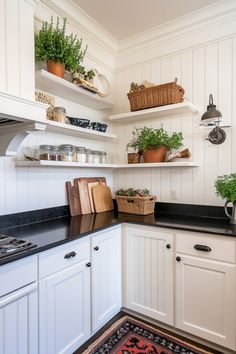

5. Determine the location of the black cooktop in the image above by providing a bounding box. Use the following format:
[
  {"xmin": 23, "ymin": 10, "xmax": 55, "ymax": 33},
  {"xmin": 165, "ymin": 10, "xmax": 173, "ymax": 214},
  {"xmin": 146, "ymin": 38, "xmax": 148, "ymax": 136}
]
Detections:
[{"xmin": 0, "ymin": 234, "xmax": 37, "ymax": 260}]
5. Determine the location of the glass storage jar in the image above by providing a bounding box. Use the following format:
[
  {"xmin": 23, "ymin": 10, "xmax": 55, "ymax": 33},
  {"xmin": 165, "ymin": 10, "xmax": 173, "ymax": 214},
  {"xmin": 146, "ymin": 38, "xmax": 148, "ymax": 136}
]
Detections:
[
  {"xmin": 75, "ymin": 147, "xmax": 86, "ymax": 163},
  {"xmin": 93, "ymin": 151, "xmax": 100, "ymax": 164},
  {"xmin": 100, "ymin": 151, "xmax": 107, "ymax": 163},
  {"xmin": 51, "ymin": 145, "xmax": 61, "ymax": 161},
  {"xmin": 59, "ymin": 144, "xmax": 74, "ymax": 162},
  {"xmin": 52, "ymin": 107, "xmax": 67, "ymax": 123},
  {"xmin": 86, "ymin": 149, "xmax": 93, "ymax": 163},
  {"xmin": 39, "ymin": 145, "xmax": 53, "ymax": 160}
]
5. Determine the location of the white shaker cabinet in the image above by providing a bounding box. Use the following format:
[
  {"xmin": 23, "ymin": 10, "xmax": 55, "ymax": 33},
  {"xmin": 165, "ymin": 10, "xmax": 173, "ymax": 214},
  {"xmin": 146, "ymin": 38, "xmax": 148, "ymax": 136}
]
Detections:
[
  {"xmin": 123, "ymin": 224, "xmax": 174, "ymax": 325},
  {"xmin": 91, "ymin": 226, "xmax": 122, "ymax": 333},
  {"xmin": 0, "ymin": 256, "xmax": 38, "ymax": 354},
  {"xmin": 39, "ymin": 238, "xmax": 91, "ymax": 354},
  {"xmin": 175, "ymin": 232, "xmax": 236, "ymax": 350}
]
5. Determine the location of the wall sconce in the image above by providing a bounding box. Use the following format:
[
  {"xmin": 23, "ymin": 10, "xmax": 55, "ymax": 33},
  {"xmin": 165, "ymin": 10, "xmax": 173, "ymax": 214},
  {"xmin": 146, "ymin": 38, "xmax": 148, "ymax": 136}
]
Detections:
[{"xmin": 200, "ymin": 94, "xmax": 226, "ymax": 144}]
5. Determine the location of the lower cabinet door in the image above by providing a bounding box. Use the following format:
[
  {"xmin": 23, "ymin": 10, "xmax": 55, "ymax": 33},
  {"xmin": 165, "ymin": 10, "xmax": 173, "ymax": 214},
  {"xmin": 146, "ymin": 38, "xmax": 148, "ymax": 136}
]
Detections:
[
  {"xmin": 0, "ymin": 283, "xmax": 38, "ymax": 354},
  {"xmin": 124, "ymin": 225, "xmax": 174, "ymax": 325},
  {"xmin": 175, "ymin": 254, "xmax": 236, "ymax": 350},
  {"xmin": 91, "ymin": 227, "xmax": 121, "ymax": 333},
  {"xmin": 39, "ymin": 261, "xmax": 90, "ymax": 354}
]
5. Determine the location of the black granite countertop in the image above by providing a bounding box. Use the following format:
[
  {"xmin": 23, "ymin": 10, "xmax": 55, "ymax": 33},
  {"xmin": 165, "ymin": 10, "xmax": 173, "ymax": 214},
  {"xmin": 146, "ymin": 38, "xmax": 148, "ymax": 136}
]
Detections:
[{"xmin": 1, "ymin": 205, "xmax": 236, "ymax": 266}]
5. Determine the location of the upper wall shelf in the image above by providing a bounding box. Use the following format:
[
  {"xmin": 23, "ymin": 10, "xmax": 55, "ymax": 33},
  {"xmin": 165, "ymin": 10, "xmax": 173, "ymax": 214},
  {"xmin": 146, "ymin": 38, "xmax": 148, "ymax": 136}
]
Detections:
[
  {"xmin": 108, "ymin": 101, "xmax": 198, "ymax": 123},
  {"xmin": 35, "ymin": 70, "xmax": 114, "ymax": 110}
]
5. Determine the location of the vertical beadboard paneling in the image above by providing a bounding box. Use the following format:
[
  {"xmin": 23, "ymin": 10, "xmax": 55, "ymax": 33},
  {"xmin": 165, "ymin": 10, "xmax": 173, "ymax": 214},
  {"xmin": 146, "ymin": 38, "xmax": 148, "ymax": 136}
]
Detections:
[
  {"xmin": 113, "ymin": 35, "xmax": 236, "ymax": 206},
  {"xmin": 204, "ymin": 43, "xmax": 219, "ymax": 204},
  {"xmin": 217, "ymin": 39, "xmax": 232, "ymax": 176},
  {"xmin": 0, "ymin": 0, "xmax": 6, "ymax": 91}
]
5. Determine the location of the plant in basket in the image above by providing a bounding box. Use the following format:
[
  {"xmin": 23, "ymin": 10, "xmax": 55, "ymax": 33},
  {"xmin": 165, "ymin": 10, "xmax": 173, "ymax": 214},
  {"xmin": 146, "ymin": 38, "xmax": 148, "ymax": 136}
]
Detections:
[
  {"xmin": 127, "ymin": 126, "xmax": 183, "ymax": 163},
  {"xmin": 115, "ymin": 188, "xmax": 156, "ymax": 215}
]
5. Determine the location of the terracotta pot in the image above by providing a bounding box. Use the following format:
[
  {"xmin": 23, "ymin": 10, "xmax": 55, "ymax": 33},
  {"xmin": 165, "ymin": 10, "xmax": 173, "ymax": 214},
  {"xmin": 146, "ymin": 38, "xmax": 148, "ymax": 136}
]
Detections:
[
  {"xmin": 47, "ymin": 60, "xmax": 65, "ymax": 78},
  {"xmin": 143, "ymin": 147, "xmax": 168, "ymax": 163}
]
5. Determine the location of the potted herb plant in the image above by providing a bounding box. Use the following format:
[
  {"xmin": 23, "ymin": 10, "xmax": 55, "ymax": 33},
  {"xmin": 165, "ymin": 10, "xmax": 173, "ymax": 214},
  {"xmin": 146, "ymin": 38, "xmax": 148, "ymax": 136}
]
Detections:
[
  {"xmin": 35, "ymin": 17, "xmax": 87, "ymax": 78},
  {"xmin": 127, "ymin": 127, "xmax": 183, "ymax": 163},
  {"xmin": 215, "ymin": 173, "xmax": 236, "ymax": 224}
]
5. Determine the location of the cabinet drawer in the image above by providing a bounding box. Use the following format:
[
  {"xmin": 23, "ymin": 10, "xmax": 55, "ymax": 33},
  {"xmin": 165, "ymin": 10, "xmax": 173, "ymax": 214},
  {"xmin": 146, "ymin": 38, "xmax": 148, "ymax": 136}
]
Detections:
[
  {"xmin": 0, "ymin": 255, "xmax": 37, "ymax": 297},
  {"xmin": 176, "ymin": 232, "xmax": 236, "ymax": 263},
  {"xmin": 39, "ymin": 237, "xmax": 90, "ymax": 279}
]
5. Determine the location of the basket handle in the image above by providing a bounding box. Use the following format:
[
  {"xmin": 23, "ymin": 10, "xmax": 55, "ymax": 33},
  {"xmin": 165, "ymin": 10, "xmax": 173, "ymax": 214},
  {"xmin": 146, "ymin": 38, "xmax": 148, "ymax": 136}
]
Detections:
[{"xmin": 174, "ymin": 78, "xmax": 185, "ymax": 95}]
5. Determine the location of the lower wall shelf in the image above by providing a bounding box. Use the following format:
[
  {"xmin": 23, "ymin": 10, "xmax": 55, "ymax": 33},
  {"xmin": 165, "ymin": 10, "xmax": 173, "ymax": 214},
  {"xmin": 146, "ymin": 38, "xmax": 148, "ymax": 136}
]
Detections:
[{"xmin": 16, "ymin": 160, "xmax": 199, "ymax": 169}]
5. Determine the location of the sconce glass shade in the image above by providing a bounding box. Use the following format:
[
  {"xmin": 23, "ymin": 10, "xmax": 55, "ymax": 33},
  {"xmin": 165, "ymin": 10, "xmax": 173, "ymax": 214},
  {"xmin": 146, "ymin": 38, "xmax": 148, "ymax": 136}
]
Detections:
[{"xmin": 200, "ymin": 94, "xmax": 222, "ymax": 125}]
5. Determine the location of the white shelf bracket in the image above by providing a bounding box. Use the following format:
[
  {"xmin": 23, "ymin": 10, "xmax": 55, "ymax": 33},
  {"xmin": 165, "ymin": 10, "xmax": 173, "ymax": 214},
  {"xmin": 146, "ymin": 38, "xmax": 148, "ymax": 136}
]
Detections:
[{"xmin": 0, "ymin": 122, "xmax": 46, "ymax": 156}]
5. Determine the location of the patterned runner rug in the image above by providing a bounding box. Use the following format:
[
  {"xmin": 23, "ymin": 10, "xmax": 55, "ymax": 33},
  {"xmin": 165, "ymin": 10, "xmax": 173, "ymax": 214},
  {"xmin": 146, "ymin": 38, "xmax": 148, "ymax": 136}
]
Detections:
[{"xmin": 82, "ymin": 316, "xmax": 215, "ymax": 354}]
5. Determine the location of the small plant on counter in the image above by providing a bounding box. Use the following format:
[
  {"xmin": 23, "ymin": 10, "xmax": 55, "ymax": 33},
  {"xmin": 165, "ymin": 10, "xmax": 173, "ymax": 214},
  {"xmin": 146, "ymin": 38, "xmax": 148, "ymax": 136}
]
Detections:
[
  {"xmin": 126, "ymin": 126, "xmax": 183, "ymax": 163},
  {"xmin": 215, "ymin": 173, "xmax": 236, "ymax": 203},
  {"xmin": 35, "ymin": 17, "xmax": 87, "ymax": 78}
]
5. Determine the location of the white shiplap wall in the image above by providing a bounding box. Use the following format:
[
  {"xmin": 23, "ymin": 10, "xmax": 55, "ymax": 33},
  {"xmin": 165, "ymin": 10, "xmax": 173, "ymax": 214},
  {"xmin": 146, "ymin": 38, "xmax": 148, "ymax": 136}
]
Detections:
[{"xmin": 112, "ymin": 36, "xmax": 236, "ymax": 206}]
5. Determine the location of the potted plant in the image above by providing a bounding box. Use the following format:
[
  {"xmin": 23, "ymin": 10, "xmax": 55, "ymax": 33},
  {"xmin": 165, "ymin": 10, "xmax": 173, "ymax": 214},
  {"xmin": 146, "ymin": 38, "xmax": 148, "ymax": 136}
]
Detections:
[
  {"xmin": 35, "ymin": 17, "xmax": 87, "ymax": 78},
  {"xmin": 215, "ymin": 173, "xmax": 236, "ymax": 224},
  {"xmin": 127, "ymin": 126, "xmax": 183, "ymax": 163},
  {"xmin": 84, "ymin": 69, "xmax": 96, "ymax": 83}
]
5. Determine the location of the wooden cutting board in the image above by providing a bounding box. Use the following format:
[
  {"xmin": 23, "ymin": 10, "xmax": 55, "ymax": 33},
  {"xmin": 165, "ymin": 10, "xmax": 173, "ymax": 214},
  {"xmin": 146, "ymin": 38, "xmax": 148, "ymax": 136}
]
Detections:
[
  {"xmin": 74, "ymin": 177, "xmax": 106, "ymax": 214},
  {"xmin": 66, "ymin": 181, "xmax": 81, "ymax": 216},
  {"xmin": 92, "ymin": 184, "xmax": 114, "ymax": 213}
]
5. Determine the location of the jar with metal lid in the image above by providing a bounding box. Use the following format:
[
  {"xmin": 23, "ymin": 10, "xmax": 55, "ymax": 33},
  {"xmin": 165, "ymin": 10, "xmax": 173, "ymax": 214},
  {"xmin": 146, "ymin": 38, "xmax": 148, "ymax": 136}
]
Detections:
[
  {"xmin": 52, "ymin": 107, "xmax": 67, "ymax": 123},
  {"xmin": 100, "ymin": 151, "xmax": 107, "ymax": 164},
  {"xmin": 93, "ymin": 150, "xmax": 100, "ymax": 164},
  {"xmin": 86, "ymin": 149, "xmax": 94, "ymax": 163},
  {"xmin": 51, "ymin": 145, "xmax": 61, "ymax": 161},
  {"xmin": 75, "ymin": 147, "xmax": 86, "ymax": 163},
  {"xmin": 59, "ymin": 144, "xmax": 74, "ymax": 162},
  {"xmin": 39, "ymin": 145, "xmax": 53, "ymax": 160}
]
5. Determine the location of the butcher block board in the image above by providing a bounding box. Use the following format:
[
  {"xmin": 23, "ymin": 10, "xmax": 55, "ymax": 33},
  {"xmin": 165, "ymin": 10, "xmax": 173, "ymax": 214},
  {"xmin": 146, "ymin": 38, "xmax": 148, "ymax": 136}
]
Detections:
[
  {"xmin": 92, "ymin": 184, "xmax": 114, "ymax": 213},
  {"xmin": 66, "ymin": 181, "xmax": 81, "ymax": 216},
  {"xmin": 74, "ymin": 177, "xmax": 106, "ymax": 214}
]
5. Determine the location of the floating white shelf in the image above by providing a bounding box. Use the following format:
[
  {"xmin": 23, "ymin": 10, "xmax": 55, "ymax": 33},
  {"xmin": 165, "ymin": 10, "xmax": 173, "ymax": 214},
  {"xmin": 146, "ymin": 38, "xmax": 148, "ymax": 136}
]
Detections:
[
  {"xmin": 36, "ymin": 69, "xmax": 114, "ymax": 110},
  {"xmin": 16, "ymin": 160, "xmax": 199, "ymax": 169},
  {"xmin": 45, "ymin": 120, "xmax": 117, "ymax": 141},
  {"xmin": 108, "ymin": 101, "xmax": 198, "ymax": 123}
]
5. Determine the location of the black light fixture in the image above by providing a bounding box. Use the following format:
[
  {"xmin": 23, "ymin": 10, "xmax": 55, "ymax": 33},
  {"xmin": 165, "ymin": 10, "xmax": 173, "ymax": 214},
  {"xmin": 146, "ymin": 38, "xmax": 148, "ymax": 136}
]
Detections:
[{"xmin": 200, "ymin": 94, "xmax": 226, "ymax": 145}]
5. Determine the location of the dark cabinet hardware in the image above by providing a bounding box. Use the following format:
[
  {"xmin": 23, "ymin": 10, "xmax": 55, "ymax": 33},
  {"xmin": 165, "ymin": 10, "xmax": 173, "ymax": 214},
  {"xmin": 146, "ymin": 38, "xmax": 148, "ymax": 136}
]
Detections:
[
  {"xmin": 166, "ymin": 244, "xmax": 171, "ymax": 249},
  {"xmin": 176, "ymin": 256, "xmax": 181, "ymax": 262},
  {"xmin": 86, "ymin": 262, "xmax": 91, "ymax": 267},
  {"xmin": 94, "ymin": 246, "xmax": 99, "ymax": 251},
  {"xmin": 194, "ymin": 244, "xmax": 211, "ymax": 252},
  {"xmin": 64, "ymin": 251, "xmax": 77, "ymax": 259}
]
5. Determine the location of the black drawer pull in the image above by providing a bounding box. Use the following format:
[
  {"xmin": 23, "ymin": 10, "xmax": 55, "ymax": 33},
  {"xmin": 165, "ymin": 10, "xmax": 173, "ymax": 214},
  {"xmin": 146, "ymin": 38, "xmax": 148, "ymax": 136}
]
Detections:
[
  {"xmin": 86, "ymin": 262, "xmax": 91, "ymax": 267},
  {"xmin": 194, "ymin": 244, "xmax": 211, "ymax": 252},
  {"xmin": 94, "ymin": 246, "xmax": 99, "ymax": 251},
  {"xmin": 166, "ymin": 244, "xmax": 171, "ymax": 249},
  {"xmin": 64, "ymin": 251, "xmax": 77, "ymax": 259},
  {"xmin": 176, "ymin": 256, "xmax": 181, "ymax": 262}
]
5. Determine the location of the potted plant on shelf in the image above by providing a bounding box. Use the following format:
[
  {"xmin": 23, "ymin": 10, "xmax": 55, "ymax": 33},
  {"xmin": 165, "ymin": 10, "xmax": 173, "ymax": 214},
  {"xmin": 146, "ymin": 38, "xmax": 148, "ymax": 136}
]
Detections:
[
  {"xmin": 215, "ymin": 173, "xmax": 236, "ymax": 224},
  {"xmin": 127, "ymin": 126, "xmax": 183, "ymax": 163},
  {"xmin": 35, "ymin": 17, "xmax": 87, "ymax": 78}
]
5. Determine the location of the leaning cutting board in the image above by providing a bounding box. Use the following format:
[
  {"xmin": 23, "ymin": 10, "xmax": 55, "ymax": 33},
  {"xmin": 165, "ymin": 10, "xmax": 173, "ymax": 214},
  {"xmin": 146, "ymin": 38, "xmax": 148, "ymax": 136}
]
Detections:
[
  {"xmin": 74, "ymin": 177, "xmax": 107, "ymax": 215},
  {"xmin": 66, "ymin": 181, "xmax": 81, "ymax": 216},
  {"xmin": 92, "ymin": 184, "xmax": 114, "ymax": 213}
]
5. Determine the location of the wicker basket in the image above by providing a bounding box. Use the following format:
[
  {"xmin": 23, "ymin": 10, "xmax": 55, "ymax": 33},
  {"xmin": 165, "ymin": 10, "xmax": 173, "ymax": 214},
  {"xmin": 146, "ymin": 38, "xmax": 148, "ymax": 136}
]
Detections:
[
  {"xmin": 127, "ymin": 152, "xmax": 141, "ymax": 164},
  {"xmin": 115, "ymin": 195, "xmax": 156, "ymax": 215},
  {"xmin": 127, "ymin": 79, "xmax": 185, "ymax": 112}
]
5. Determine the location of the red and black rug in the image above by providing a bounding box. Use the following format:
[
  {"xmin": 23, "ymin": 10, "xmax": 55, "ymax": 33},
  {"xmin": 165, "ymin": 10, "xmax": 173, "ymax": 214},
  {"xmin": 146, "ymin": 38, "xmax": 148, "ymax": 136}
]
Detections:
[{"xmin": 82, "ymin": 316, "xmax": 214, "ymax": 354}]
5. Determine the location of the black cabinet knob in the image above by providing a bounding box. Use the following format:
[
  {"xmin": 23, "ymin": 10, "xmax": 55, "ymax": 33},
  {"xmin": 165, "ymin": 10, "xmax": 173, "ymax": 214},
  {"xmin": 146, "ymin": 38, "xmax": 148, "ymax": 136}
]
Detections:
[
  {"xmin": 86, "ymin": 262, "xmax": 91, "ymax": 267},
  {"xmin": 166, "ymin": 244, "xmax": 171, "ymax": 249},
  {"xmin": 94, "ymin": 246, "xmax": 99, "ymax": 251},
  {"xmin": 176, "ymin": 256, "xmax": 181, "ymax": 262},
  {"xmin": 64, "ymin": 251, "xmax": 77, "ymax": 259}
]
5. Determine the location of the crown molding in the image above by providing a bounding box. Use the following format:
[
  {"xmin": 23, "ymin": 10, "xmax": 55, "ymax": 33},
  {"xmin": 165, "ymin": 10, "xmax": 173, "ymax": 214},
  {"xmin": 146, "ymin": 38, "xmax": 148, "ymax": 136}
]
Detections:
[
  {"xmin": 35, "ymin": 0, "xmax": 118, "ymax": 72},
  {"xmin": 116, "ymin": 0, "xmax": 236, "ymax": 69}
]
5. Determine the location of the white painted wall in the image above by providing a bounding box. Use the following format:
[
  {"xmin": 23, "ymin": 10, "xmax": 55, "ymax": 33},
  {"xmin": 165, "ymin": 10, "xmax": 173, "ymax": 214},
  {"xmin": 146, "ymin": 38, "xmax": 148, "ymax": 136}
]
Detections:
[
  {"xmin": 112, "ymin": 5, "xmax": 236, "ymax": 205},
  {"xmin": 1, "ymin": 0, "xmax": 236, "ymax": 215}
]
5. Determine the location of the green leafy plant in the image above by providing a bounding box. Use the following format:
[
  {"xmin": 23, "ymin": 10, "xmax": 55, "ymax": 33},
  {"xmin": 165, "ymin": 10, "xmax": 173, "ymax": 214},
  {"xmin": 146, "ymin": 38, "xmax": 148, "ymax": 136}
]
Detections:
[
  {"xmin": 127, "ymin": 127, "xmax": 183, "ymax": 152},
  {"xmin": 215, "ymin": 173, "xmax": 236, "ymax": 203},
  {"xmin": 115, "ymin": 188, "xmax": 151, "ymax": 197},
  {"xmin": 85, "ymin": 69, "xmax": 96, "ymax": 80},
  {"xmin": 35, "ymin": 17, "xmax": 87, "ymax": 72}
]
